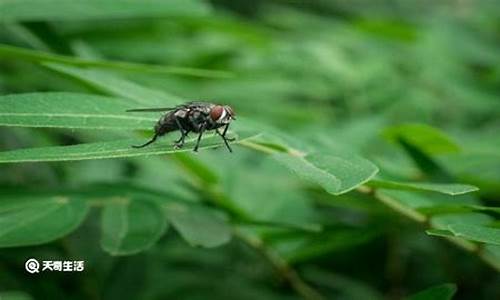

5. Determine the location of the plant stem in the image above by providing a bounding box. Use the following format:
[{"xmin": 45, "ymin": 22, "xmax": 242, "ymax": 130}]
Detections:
[
  {"xmin": 239, "ymin": 139, "xmax": 500, "ymax": 273},
  {"xmin": 171, "ymin": 145, "xmax": 325, "ymax": 299},
  {"xmin": 234, "ymin": 229, "xmax": 325, "ymax": 300},
  {"xmin": 358, "ymin": 187, "xmax": 500, "ymax": 272}
]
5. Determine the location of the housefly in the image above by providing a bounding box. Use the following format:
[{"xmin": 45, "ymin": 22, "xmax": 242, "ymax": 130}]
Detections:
[{"xmin": 127, "ymin": 102, "xmax": 236, "ymax": 152}]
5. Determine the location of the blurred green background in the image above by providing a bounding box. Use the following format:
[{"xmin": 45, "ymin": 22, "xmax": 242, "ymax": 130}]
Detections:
[{"xmin": 1, "ymin": 1, "xmax": 500, "ymax": 299}]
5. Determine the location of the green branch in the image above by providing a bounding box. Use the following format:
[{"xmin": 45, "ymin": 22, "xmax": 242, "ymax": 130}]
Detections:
[{"xmin": 239, "ymin": 140, "xmax": 500, "ymax": 273}]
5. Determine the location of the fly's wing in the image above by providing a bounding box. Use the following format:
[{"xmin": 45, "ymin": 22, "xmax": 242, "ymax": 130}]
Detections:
[
  {"xmin": 126, "ymin": 107, "xmax": 176, "ymax": 112},
  {"xmin": 186, "ymin": 101, "xmax": 214, "ymax": 107},
  {"xmin": 184, "ymin": 101, "xmax": 210, "ymax": 106},
  {"xmin": 126, "ymin": 101, "xmax": 208, "ymax": 112},
  {"xmin": 184, "ymin": 101, "xmax": 214, "ymax": 114},
  {"xmin": 127, "ymin": 102, "xmax": 214, "ymax": 119}
]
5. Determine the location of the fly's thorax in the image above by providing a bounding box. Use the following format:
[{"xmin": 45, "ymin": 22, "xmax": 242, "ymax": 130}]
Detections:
[{"xmin": 173, "ymin": 109, "xmax": 188, "ymax": 119}]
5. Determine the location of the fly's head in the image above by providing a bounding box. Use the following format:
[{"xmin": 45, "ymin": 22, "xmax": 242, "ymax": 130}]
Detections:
[{"xmin": 210, "ymin": 105, "xmax": 235, "ymax": 125}]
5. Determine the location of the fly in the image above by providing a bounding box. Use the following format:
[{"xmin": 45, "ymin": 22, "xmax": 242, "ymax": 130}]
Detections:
[{"xmin": 127, "ymin": 101, "xmax": 236, "ymax": 152}]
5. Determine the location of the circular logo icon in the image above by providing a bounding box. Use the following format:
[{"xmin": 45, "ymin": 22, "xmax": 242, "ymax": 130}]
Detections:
[{"xmin": 25, "ymin": 258, "xmax": 40, "ymax": 274}]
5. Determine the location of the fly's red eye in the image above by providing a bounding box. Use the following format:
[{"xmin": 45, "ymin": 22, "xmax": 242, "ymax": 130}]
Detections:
[{"xmin": 210, "ymin": 105, "xmax": 224, "ymax": 121}]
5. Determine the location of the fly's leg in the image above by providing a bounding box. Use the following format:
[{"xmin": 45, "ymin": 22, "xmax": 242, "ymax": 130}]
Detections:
[
  {"xmin": 174, "ymin": 131, "xmax": 188, "ymax": 149},
  {"xmin": 173, "ymin": 117, "xmax": 188, "ymax": 149},
  {"xmin": 216, "ymin": 124, "xmax": 234, "ymax": 152},
  {"xmin": 174, "ymin": 135, "xmax": 183, "ymax": 144},
  {"xmin": 217, "ymin": 131, "xmax": 233, "ymax": 153},
  {"xmin": 193, "ymin": 123, "xmax": 206, "ymax": 152},
  {"xmin": 173, "ymin": 133, "xmax": 188, "ymax": 149},
  {"xmin": 132, "ymin": 133, "xmax": 159, "ymax": 148},
  {"xmin": 221, "ymin": 124, "xmax": 235, "ymax": 141},
  {"xmin": 174, "ymin": 131, "xmax": 190, "ymax": 144}
]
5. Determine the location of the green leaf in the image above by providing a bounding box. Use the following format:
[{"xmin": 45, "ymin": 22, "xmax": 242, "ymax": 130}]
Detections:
[
  {"xmin": 100, "ymin": 198, "xmax": 168, "ymax": 255},
  {"xmin": 0, "ymin": 291, "xmax": 33, "ymax": 300},
  {"xmin": 431, "ymin": 212, "xmax": 493, "ymax": 229},
  {"xmin": 274, "ymin": 152, "xmax": 379, "ymax": 195},
  {"xmin": 427, "ymin": 212, "xmax": 500, "ymax": 245},
  {"xmin": 0, "ymin": 0, "xmax": 211, "ymax": 22},
  {"xmin": 396, "ymin": 137, "xmax": 453, "ymax": 181},
  {"xmin": 367, "ymin": 179, "xmax": 479, "ymax": 195},
  {"xmin": 0, "ymin": 44, "xmax": 231, "ymax": 78},
  {"xmin": 426, "ymin": 229, "xmax": 455, "ymax": 238},
  {"xmin": 378, "ymin": 189, "xmax": 479, "ymax": 211},
  {"xmin": 444, "ymin": 224, "xmax": 500, "ymax": 246},
  {"xmin": 406, "ymin": 283, "xmax": 457, "ymax": 300},
  {"xmin": 172, "ymin": 152, "xmax": 219, "ymax": 185},
  {"xmin": 438, "ymin": 153, "xmax": 500, "ymax": 197},
  {"xmin": 383, "ymin": 124, "xmax": 460, "ymax": 154},
  {"xmin": 0, "ymin": 92, "xmax": 155, "ymax": 130},
  {"xmin": 418, "ymin": 204, "xmax": 500, "ymax": 215},
  {"xmin": 44, "ymin": 63, "xmax": 183, "ymax": 106},
  {"xmin": 166, "ymin": 204, "xmax": 231, "ymax": 248},
  {"xmin": 0, "ymin": 195, "xmax": 89, "ymax": 247},
  {"xmin": 383, "ymin": 124, "xmax": 456, "ymax": 181},
  {"xmin": 0, "ymin": 131, "xmax": 255, "ymax": 163}
]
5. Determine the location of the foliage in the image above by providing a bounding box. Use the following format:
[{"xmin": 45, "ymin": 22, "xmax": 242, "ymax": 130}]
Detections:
[{"xmin": 1, "ymin": 0, "xmax": 500, "ymax": 299}]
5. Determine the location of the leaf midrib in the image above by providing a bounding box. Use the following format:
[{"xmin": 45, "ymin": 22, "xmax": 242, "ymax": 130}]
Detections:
[{"xmin": 0, "ymin": 112, "xmax": 156, "ymax": 122}]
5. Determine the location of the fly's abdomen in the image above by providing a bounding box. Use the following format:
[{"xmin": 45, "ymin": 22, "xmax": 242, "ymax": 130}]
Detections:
[{"xmin": 154, "ymin": 114, "xmax": 178, "ymax": 136}]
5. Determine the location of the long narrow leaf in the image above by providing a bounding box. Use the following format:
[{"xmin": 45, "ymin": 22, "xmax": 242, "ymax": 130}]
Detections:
[
  {"xmin": 0, "ymin": 92, "xmax": 155, "ymax": 130},
  {"xmin": 0, "ymin": 131, "xmax": 257, "ymax": 163},
  {"xmin": 0, "ymin": 0, "xmax": 211, "ymax": 21},
  {"xmin": 0, "ymin": 44, "xmax": 231, "ymax": 78}
]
